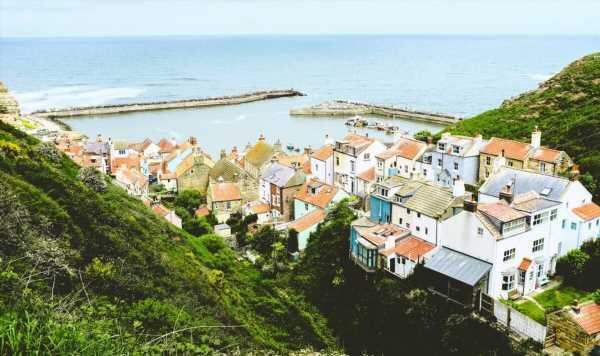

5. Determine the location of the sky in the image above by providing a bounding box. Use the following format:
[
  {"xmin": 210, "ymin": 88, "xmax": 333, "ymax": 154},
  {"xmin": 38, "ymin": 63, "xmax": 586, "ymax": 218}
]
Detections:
[{"xmin": 1, "ymin": 0, "xmax": 600, "ymax": 37}]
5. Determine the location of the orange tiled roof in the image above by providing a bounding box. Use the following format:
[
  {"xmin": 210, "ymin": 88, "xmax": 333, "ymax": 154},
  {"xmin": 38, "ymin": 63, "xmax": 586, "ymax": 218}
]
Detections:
[
  {"xmin": 288, "ymin": 209, "xmax": 326, "ymax": 233},
  {"xmin": 357, "ymin": 167, "xmax": 375, "ymax": 182},
  {"xmin": 295, "ymin": 178, "xmax": 339, "ymax": 209},
  {"xmin": 111, "ymin": 154, "xmax": 140, "ymax": 173},
  {"xmin": 356, "ymin": 223, "xmax": 409, "ymax": 246},
  {"xmin": 377, "ymin": 137, "xmax": 425, "ymax": 161},
  {"xmin": 381, "ymin": 235, "xmax": 435, "ymax": 262},
  {"xmin": 158, "ymin": 138, "xmax": 175, "ymax": 153},
  {"xmin": 152, "ymin": 204, "xmax": 171, "ymax": 217},
  {"xmin": 195, "ymin": 205, "xmax": 210, "ymax": 217},
  {"xmin": 518, "ymin": 258, "xmax": 532, "ymax": 271},
  {"xmin": 572, "ymin": 202, "xmax": 600, "ymax": 221},
  {"xmin": 571, "ymin": 303, "xmax": 600, "ymax": 335},
  {"xmin": 303, "ymin": 160, "xmax": 311, "ymax": 174},
  {"xmin": 531, "ymin": 147, "xmax": 561, "ymax": 163},
  {"xmin": 311, "ymin": 144, "xmax": 334, "ymax": 161},
  {"xmin": 480, "ymin": 137, "xmax": 530, "ymax": 161},
  {"xmin": 210, "ymin": 182, "xmax": 241, "ymax": 202},
  {"xmin": 251, "ymin": 203, "xmax": 271, "ymax": 214}
]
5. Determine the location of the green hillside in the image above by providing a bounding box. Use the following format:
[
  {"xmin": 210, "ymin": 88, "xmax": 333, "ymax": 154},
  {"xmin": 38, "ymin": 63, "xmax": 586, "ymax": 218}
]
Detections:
[
  {"xmin": 0, "ymin": 121, "xmax": 336, "ymax": 354},
  {"xmin": 447, "ymin": 52, "xmax": 600, "ymax": 200}
]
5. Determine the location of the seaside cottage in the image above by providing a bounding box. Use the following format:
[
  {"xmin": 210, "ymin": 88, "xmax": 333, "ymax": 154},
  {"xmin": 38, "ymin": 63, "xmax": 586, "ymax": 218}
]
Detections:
[
  {"xmin": 310, "ymin": 142, "xmax": 335, "ymax": 185},
  {"xmin": 375, "ymin": 136, "xmax": 428, "ymax": 182},
  {"xmin": 240, "ymin": 134, "xmax": 282, "ymax": 179},
  {"xmin": 421, "ymin": 133, "xmax": 487, "ymax": 188},
  {"xmin": 333, "ymin": 133, "xmax": 386, "ymax": 197},
  {"xmin": 243, "ymin": 202, "xmax": 272, "ymax": 224},
  {"xmin": 210, "ymin": 151, "xmax": 258, "ymax": 202},
  {"xmin": 173, "ymin": 146, "xmax": 214, "ymax": 194},
  {"xmin": 288, "ymin": 209, "xmax": 327, "ymax": 251},
  {"xmin": 259, "ymin": 161, "xmax": 306, "ymax": 222},
  {"xmin": 547, "ymin": 302, "xmax": 600, "ymax": 354},
  {"xmin": 478, "ymin": 128, "xmax": 572, "ymax": 182},
  {"xmin": 114, "ymin": 166, "xmax": 149, "ymax": 198},
  {"xmin": 207, "ymin": 180, "xmax": 242, "ymax": 223}
]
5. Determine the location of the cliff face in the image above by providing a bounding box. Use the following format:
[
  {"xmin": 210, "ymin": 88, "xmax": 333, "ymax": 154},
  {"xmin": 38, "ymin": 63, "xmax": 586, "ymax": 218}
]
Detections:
[
  {"xmin": 0, "ymin": 82, "xmax": 20, "ymax": 122},
  {"xmin": 446, "ymin": 52, "xmax": 600, "ymax": 200}
]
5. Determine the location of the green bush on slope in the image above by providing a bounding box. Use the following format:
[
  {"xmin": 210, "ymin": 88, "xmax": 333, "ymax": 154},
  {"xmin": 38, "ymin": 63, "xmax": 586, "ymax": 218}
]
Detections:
[{"xmin": 0, "ymin": 122, "xmax": 336, "ymax": 354}]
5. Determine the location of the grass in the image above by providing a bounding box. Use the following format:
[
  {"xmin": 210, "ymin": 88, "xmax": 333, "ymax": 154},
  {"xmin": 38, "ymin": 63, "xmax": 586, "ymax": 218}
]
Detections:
[{"xmin": 510, "ymin": 300, "xmax": 546, "ymax": 325}]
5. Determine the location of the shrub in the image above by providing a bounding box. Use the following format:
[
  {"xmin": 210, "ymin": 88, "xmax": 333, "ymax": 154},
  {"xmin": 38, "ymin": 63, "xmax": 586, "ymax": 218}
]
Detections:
[
  {"xmin": 556, "ymin": 249, "xmax": 590, "ymax": 287},
  {"xmin": 78, "ymin": 167, "xmax": 107, "ymax": 193}
]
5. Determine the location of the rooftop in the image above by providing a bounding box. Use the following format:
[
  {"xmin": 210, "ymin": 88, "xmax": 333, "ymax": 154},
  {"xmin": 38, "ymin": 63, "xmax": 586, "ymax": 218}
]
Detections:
[
  {"xmin": 288, "ymin": 209, "xmax": 326, "ymax": 233},
  {"xmin": 480, "ymin": 137, "xmax": 531, "ymax": 161},
  {"xmin": 261, "ymin": 162, "xmax": 306, "ymax": 188},
  {"xmin": 570, "ymin": 302, "xmax": 600, "ymax": 335},
  {"xmin": 311, "ymin": 144, "xmax": 334, "ymax": 161},
  {"xmin": 478, "ymin": 202, "xmax": 528, "ymax": 223},
  {"xmin": 381, "ymin": 235, "xmax": 435, "ymax": 262},
  {"xmin": 424, "ymin": 247, "xmax": 492, "ymax": 286},
  {"xmin": 355, "ymin": 223, "xmax": 410, "ymax": 247},
  {"xmin": 357, "ymin": 167, "xmax": 375, "ymax": 182},
  {"xmin": 210, "ymin": 182, "xmax": 242, "ymax": 202},
  {"xmin": 479, "ymin": 166, "xmax": 570, "ymax": 202},
  {"xmin": 245, "ymin": 141, "xmax": 275, "ymax": 167},
  {"xmin": 295, "ymin": 178, "xmax": 340, "ymax": 209},
  {"xmin": 572, "ymin": 202, "xmax": 600, "ymax": 221}
]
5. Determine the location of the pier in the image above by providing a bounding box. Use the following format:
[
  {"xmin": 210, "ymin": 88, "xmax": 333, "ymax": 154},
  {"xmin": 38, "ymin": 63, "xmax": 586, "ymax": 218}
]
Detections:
[
  {"xmin": 290, "ymin": 100, "xmax": 460, "ymax": 125},
  {"xmin": 30, "ymin": 89, "xmax": 305, "ymax": 118}
]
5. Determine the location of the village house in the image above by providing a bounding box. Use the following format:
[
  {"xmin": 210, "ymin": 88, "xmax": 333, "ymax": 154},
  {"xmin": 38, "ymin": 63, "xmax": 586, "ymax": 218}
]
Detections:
[
  {"xmin": 547, "ymin": 301, "xmax": 600, "ymax": 354},
  {"xmin": 349, "ymin": 217, "xmax": 435, "ymax": 278},
  {"xmin": 375, "ymin": 136, "xmax": 428, "ymax": 182},
  {"xmin": 194, "ymin": 205, "xmax": 210, "ymax": 218},
  {"xmin": 209, "ymin": 150, "xmax": 259, "ymax": 202},
  {"xmin": 479, "ymin": 165, "xmax": 597, "ymax": 258},
  {"xmin": 259, "ymin": 161, "xmax": 306, "ymax": 222},
  {"xmin": 478, "ymin": 127, "xmax": 572, "ymax": 182},
  {"xmin": 421, "ymin": 133, "xmax": 487, "ymax": 187},
  {"xmin": 161, "ymin": 138, "xmax": 213, "ymax": 194},
  {"xmin": 310, "ymin": 143, "xmax": 334, "ymax": 185},
  {"xmin": 82, "ymin": 136, "xmax": 110, "ymax": 174},
  {"xmin": 207, "ymin": 179, "xmax": 243, "ymax": 223},
  {"xmin": 333, "ymin": 133, "xmax": 386, "ymax": 197},
  {"xmin": 151, "ymin": 203, "xmax": 182, "ymax": 228},
  {"xmin": 290, "ymin": 178, "xmax": 348, "ymax": 250},
  {"xmin": 243, "ymin": 202, "xmax": 272, "ymax": 224},
  {"xmin": 370, "ymin": 176, "xmax": 464, "ymax": 245},
  {"xmin": 109, "ymin": 139, "xmax": 141, "ymax": 175},
  {"xmin": 114, "ymin": 166, "xmax": 149, "ymax": 198},
  {"xmin": 240, "ymin": 134, "xmax": 281, "ymax": 179}
]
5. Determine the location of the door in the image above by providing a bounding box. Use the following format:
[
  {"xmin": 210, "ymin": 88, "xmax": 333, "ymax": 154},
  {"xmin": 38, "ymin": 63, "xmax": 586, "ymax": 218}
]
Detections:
[{"xmin": 390, "ymin": 258, "xmax": 396, "ymax": 273}]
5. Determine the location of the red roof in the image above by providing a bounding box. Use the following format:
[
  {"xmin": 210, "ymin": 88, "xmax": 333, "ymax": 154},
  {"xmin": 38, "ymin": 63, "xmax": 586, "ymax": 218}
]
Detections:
[
  {"xmin": 572, "ymin": 203, "xmax": 600, "ymax": 221},
  {"xmin": 376, "ymin": 137, "xmax": 425, "ymax": 161},
  {"xmin": 357, "ymin": 167, "xmax": 375, "ymax": 182},
  {"xmin": 311, "ymin": 144, "xmax": 334, "ymax": 161},
  {"xmin": 531, "ymin": 147, "xmax": 561, "ymax": 163},
  {"xmin": 194, "ymin": 205, "xmax": 210, "ymax": 217},
  {"xmin": 518, "ymin": 258, "xmax": 532, "ymax": 271},
  {"xmin": 111, "ymin": 153, "xmax": 140, "ymax": 173},
  {"xmin": 571, "ymin": 303, "xmax": 600, "ymax": 335},
  {"xmin": 288, "ymin": 209, "xmax": 326, "ymax": 233},
  {"xmin": 210, "ymin": 182, "xmax": 241, "ymax": 202},
  {"xmin": 381, "ymin": 236, "xmax": 435, "ymax": 262},
  {"xmin": 480, "ymin": 137, "xmax": 531, "ymax": 161},
  {"xmin": 250, "ymin": 203, "xmax": 270, "ymax": 214},
  {"xmin": 294, "ymin": 178, "xmax": 339, "ymax": 209}
]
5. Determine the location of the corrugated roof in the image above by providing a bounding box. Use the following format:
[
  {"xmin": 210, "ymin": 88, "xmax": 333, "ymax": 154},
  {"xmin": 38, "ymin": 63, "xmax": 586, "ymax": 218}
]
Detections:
[
  {"xmin": 479, "ymin": 167, "xmax": 569, "ymax": 202},
  {"xmin": 424, "ymin": 247, "xmax": 492, "ymax": 286}
]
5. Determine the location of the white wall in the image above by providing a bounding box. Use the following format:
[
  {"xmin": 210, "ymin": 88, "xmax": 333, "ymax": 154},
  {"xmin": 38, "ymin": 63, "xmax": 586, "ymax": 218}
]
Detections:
[
  {"xmin": 392, "ymin": 204, "xmax": 440, "ymax": 245},
  {"xmin": 311, "ymin": 156, "xmax": 334, "ymax": 185}
]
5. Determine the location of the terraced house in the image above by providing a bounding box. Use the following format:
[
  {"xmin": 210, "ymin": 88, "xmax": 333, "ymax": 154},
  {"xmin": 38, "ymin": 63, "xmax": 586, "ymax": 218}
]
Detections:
[
  {"xmin": 478, "ymin": 127, "xmax": 572, "ymax": 181},
  {"xmin": 333, "ymin": 133, "xmax": 386, "ymax": 197},
  {"xmin": 259, "ymin": 161, "xmax": 306, "ymax": 221},
  {"xmin": 207, "ymin": 180, "xmax": 243, "ymax": 223},
  {"xmin": 374, "ymin": 136, "xmax": 428, "ymax": 182}
]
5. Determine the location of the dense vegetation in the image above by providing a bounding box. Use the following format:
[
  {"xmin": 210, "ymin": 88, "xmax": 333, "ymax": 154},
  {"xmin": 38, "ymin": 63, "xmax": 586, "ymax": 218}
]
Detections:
[
  {"xmin": 556, "ymin": 238, "xmax": 600, "ymax": 291},
  {"xmin": 446, "ymin": 52, "xmax": 600, "ymax": 200},
  {"xmin": 0, "ymin": 121, "xmax": 337, "ymax": 354}
]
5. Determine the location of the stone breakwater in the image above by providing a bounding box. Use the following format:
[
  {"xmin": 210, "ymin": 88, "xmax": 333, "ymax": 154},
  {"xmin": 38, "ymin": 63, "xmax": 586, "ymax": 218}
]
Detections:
[
  {"xmin": 290, "ymin": 100, "xmax": 461, "ymax": 125},
  {"xmin": 30, "ymin": 90, "xmax": 305, "ymax": 118}
]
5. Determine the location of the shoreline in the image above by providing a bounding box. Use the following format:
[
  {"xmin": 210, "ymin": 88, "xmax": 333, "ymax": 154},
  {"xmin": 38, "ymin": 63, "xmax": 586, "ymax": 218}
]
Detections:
[
  {"xmin": 29, "ymin": 89, "xmax": 305, "ymax": 119},
  {"xmin": 290, "ymin": 100, "xmax": 460, "ymax": 125}
]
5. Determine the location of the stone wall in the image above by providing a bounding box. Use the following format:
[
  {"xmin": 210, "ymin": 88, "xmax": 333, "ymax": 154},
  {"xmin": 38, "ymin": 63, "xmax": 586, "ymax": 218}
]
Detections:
[{"xmin": 547, "ymin": 310, "xmax": 597, "ymax": 354}]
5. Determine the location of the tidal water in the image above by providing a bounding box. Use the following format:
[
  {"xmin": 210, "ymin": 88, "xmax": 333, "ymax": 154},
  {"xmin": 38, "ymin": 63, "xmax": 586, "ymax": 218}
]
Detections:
[{"xmin": 1, "ymin": 35, "xmax": 598, "ymax": 155}]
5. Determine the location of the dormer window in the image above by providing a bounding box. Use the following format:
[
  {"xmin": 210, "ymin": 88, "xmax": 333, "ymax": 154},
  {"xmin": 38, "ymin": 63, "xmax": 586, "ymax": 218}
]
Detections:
[
  {"xmin": 452, "ymin": 145, "xmax": 460, "ymax": 154},
  {"xmin": 380, "ymin": 188, "xmax": 388, "ymax": 197},
  {"xmin": 364, "ymin": 153, "xmax": 370, "ymax": 160},
  {"xmin": 503, "ymin": 218, "xmax": 527, "ymax": 235},
  {"xmin": 437, "ymin": 143, "xmax": 446, "ymax": 151}
]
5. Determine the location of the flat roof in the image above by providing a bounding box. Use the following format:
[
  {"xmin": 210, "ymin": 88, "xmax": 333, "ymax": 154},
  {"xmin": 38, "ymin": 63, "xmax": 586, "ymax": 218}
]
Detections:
[{"xmin": 424, "ymin": 247, "xmax": 492, "ymax": 286}]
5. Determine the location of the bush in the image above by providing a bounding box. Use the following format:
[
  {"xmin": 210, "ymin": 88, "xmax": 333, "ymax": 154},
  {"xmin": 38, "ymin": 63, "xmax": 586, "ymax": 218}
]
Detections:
[
  {"xmin": 556, "ymin": 249, "xmax": 590, "ymax": 287},
  {"xmin": 413, "ymin": 130, "xmax": 433, "ymax": 143},
  {"xmin": 78, "ymin": 166, "xmax": 107, "ymax": 193}
]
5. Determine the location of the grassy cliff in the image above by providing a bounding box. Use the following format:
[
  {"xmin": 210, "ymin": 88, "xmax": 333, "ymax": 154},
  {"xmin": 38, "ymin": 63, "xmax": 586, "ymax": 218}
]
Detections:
[
  {"xmin": 0, "ymin": 121, "xmax": 336, "ymax": 354},
  {"xmin": 447, "ymin": 52, "xmax": 600, "ymax": 200}
]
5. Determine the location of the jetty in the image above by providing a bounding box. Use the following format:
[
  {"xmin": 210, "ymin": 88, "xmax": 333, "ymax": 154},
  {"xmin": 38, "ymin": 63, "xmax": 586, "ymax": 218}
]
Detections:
[
  {"xmin": 290, "ymin": 100, "xmax": 460, "ymax": 125},
  {"xmin": 30, "ymin": 89, "xmax": 304, "ymax": 118}
]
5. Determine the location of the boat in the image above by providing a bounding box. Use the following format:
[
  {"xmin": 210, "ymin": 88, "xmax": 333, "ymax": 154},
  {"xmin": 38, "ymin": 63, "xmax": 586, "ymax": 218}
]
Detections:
[{"xmin": 286, "ymin": 143, "xmax": 295, "ymax": 150}]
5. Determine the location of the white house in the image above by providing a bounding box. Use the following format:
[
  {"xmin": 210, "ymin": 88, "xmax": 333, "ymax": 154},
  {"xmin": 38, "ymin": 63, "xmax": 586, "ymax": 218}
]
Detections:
[
  {"xmin": 310, "ymin": 144, "xmax": 334, "ymax": 185},
  {"xmin": 259, "ymin": 161, "xmax": 306, "ymax": 221},
  {"xmin": 333, "ymin": 133, "xmax": 386, "ymax": 197},
  {"xmin": 114, "ymin": 166, "xmax": 149, "ymax": 198},
  {"xmin": 421, "ymin": 133, "xmax": 487, "ymax": 187},
  {"xmin": 152, "ymin": 204, "xmax": 182, "ymax": 228},
  {"xmin": 375, "ymin": 136, "xmax": 428, "ymax": 182}
]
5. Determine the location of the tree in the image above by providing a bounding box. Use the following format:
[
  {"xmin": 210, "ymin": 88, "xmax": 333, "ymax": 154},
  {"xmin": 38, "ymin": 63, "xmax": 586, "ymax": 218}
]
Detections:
[
  {"xmin": 173, "ymin": 189, "xmax": 205, "ymax": 216},
  {"xmin": 79, "ymin": 166, "xmax": 107, "ymax": 193},
  {"xmin": 287, "ymin": 229, "xmax": 299, "ymax": 253},
  {"xmin": 183, "ymin": 216, "xmax": 212, "ymax": 236},
  {"xmin": 556, "ymin": 249, "xmax": 590, "ymax": 287},
  {"xmin": 413, "ymin": 130, "xmax": 433, "ymax": 143}
]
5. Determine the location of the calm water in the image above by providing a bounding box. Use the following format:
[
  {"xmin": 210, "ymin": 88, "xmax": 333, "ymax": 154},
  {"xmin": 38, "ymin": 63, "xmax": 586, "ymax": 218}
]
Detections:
[{"xmin": 1, "ymin": 35, "xmax": 599, "ymax": 155}]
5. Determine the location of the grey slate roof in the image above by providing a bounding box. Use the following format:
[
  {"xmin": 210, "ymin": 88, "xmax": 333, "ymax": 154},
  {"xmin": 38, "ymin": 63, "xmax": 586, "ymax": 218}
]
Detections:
[
  {"xmin": 479, "ymin": 167, "xmax": 570, "ymax": 202},
  {"xmin": 512, "ymin": 197, "xmax": 560, "ymax": 213},
  {"xmin": 262, "ymin": 162, "xmax": 305, "ymax": 188},
  {"xmin": 84, "ymin": 142, "xmax": 108, "ymax": 155},
  {"xmin": 424, "ymin": 247, "xmax": 492, "ymax": 286}
]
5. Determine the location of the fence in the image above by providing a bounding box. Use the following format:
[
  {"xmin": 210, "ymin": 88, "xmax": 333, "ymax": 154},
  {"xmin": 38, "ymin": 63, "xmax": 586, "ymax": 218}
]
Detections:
[{"xmin": 493, "ymin": 299, "xmax": 547, "ymax": 343}]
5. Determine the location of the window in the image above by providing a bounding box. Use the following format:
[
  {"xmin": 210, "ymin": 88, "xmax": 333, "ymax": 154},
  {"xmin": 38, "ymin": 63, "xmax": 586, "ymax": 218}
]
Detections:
[
  {"xmin": 550, "ymin": 209, "xmax": 558, "ymax": 221},
  {"xmin": 452, "ymin": 145, "xmax": 460, "ymax": 154},
  {"xmin": 540, "ymin": 187, "xmax": 552, "ymax": 196},
  {"xmin": 532, "ymin": 238, "xmax": 544, "ymax": 253},
  {"xmin": 453, "ymin": 162, "xmax": 459, "ymax": 170},
  {"xmin": 533, "ymin": 212, "xmax": 549, "ymax": 226},
  {"xmin": 540, "ymin": 162, "xmax": 546, "ymax": 173},
  {"xmin": 118, "ymin": 149, "xmax": 126, "ymax": 155},
  {"xmin": 437, "ymin": 143, "xmax": 445, "ymax": 151},
  {"xmin": 508, "ymin": 161, "xmax": 514, "ymax": 167},
  {"xmin": 406, "ymin": 208, "xmax": 411, "ymax": 214},
  {"xmin": 537, "ymin": 264, "xmax": 544, "ymax": 278},
  {"xmin": 336, "ymin": 157, "xmax": 339, "ymax": 166},
  {"xmin": 404, "ymin": 165, "xmax": 408, "ymax": 173},
  {"xmin": 226, "ymin": 201, "xmax": 231, "ymax": 210},
  {"xmin": 416, "ymin": 226, "xmax": 421, "ymax": 232},
  {"xmin": 364, "ymin": 153, "xmax": 370, "ymax": 160},
  {"xmin": 503, "ymin": 218, "xmax": 526, "ymax": 235},
  {"xmin": 401, "ymin": 257, "xmax": 407, "ymax": 265},
  {"xmin": 562, "ymin": 219, "xmax": 566, "ymax": 229},
  {"xmin": 571, "ymin": 222, "xmax": 577, "ymax": 230},
  {"xmin": 417, "ymin": 212, "xmax": 421, "ymax": 218},
  {"xmin": 380, "ymin": 188, "xmax": 388, "ymax": 197},
  {"xmin": 377, "ymin": 160, "xmax": 383, "ymax": 168},
  {"xmin": 597, "ymin": 219, "xmax": 599, "ymax": 226},
  {"xmin": 477, "ymin": 227, "xmax": 484, "ymax": 237},
  {"xmin": 350, "ymin": 160, "xmax": 355, "ymax": 173},
  {"xmin": 425, "ymin": 227, "xmax": 428, "ymax": 235},
  {"xmin": 519, "ymin": 270, "xmax": 526, "ymax": 285},
  {"xmin": 486, "ymin": 156, "xmax": 491, "ymax": 165},
  {"xmin": 437, "ymin": 159, "xmax": 442, "ymax": 167},
  {"xmin": 423, "ymin": 169, "xmax": 427, "ymax": 176},
  {"xmin": 502, "ymin": 274, "xmax": 515, "ymax": 291},
  {"xmin": 305, "ymin": 203, "xmax": 309, "ymax": 210},
  {"xmin": 529, "ymin": 271, "xmax": 534, "ymax": 280},
  {"xmin": 406, "ymin": 223, "xmax": 410, "ymax": 228},
  {"xmin": 398, "ymin": 218, "xmax": 403, "ymax": 225},
  {"xmin": 503, "ymin": 248, "xmax": 516, "ymax": 262}
]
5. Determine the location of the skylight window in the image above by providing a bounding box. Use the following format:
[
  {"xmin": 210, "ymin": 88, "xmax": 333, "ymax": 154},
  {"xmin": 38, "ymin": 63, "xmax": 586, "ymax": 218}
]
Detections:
[{"xmin": 540, "ymin": 187, "xmax": 552, "ymax": 196}]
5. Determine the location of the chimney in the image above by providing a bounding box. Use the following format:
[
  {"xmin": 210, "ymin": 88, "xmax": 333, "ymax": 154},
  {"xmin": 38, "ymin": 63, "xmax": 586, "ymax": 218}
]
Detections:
[
  {"xmin": 220, "ymin": 149, "xmax": 227, "ymax": 160},
  {"xmin": 453, "ymin": 180, "xmax": 465, "ymax": 198},
  {"xmin": 569, "ymin": 164, "xmax": 580, "ymax": 181},
  {"xmin": 441, "ymin": 132, "xmax": 451, "ymax": 139},
  {"xmin": 464, "ymin": 197, "xmax": 478, "ymax": 212},
  {"xmin": 499, "ymin": 182, "xmax": 514, "ymax": 204},
  {"xmin": 571, "ymin": 299, "xmax": 581, "ymax": 314},
  {"xmin": 427, "ymin": 136, "xmax": 433, "ymax": 144},
  {"xmin": 231, "ymin": 146, "xmax": 238, "ymax": 160},
  {"xmin": 258, "ymin": 133, "xmax": 266, "ymax": 143},
  {"xmin": 531, "ymin": 126, "xmax": 541, "ymax": 149},
  {"xmin": 304, "ymin": 145, "xmax": 312, "ymax": 156},
  {"xmin": 171, "ymin": 137, "xmax": 177, "ymax": 146},
  {"xmin": 188, "ymin": 136, "xmax": 198, "ymax": 146},
  {"xmin": 474, "ymin": 133, "xmax": 483, "ymax": 143}
]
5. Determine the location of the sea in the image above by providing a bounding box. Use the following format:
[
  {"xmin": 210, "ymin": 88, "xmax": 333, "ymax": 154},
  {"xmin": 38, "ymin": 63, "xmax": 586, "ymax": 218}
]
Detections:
[{"xmin": 1, "ymin": 35, "xmax": 598, "ymax": 156}]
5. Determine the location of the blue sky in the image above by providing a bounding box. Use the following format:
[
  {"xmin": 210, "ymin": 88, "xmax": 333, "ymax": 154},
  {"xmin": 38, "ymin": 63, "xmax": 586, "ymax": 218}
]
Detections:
[{"xmin": 2, "ymin": 0, "xmax": 600, "ymax": 37}]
